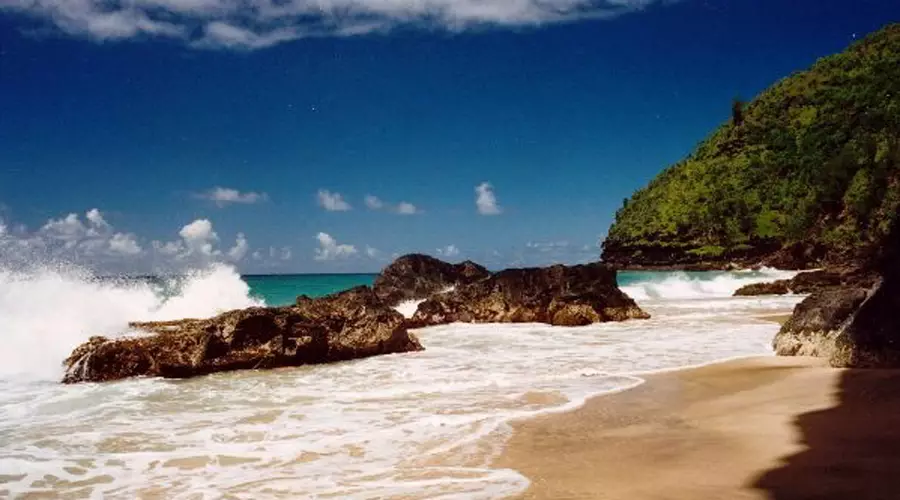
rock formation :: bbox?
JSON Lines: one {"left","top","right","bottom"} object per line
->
{"left": 409, "top": 262, "right": 649, "bottom": 327}
{"left": 63, "top": 286, "right": 423, "bottom": 383}
{"left": 373, "top": 254, "right": 490, "bottom": 306}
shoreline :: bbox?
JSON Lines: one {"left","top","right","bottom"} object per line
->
{"left": 494, "top": 356, "right": 900, "bottom": 499}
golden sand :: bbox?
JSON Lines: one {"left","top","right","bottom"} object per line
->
{"left": 496, "top": 356, "right": 900, "bottom": 500}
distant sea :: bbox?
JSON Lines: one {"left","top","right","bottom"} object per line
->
{"left": 243, "top": 273, "right": 377, "bottom": 306}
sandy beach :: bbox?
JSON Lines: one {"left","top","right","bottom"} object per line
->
{"left": 496, "top": 356, "right": 900, "bottom": 500}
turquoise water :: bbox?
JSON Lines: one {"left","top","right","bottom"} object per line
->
{"left": 244, "top": 274, "right": 377, "bottom": 306}
{"left": 244, "top": 270, "right": 784, "bottom": 307}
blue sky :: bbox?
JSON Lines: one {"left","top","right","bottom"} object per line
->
{"left": 1, "top": 0, "right": 898, "bottom": 274}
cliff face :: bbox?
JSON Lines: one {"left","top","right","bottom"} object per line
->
{"left": 602, "top": 24, "right": 900, "bottom": 270}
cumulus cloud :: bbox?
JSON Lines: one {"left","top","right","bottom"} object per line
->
{"left": 197, "top": 187, "right": 268, "bottom": 207}
{"left": 365, "top": 194, "right": 420, "bottom": 214}
{"left": 436, "top": 244, "right": 460, "bottom": 258}
{"left": 475, "top": 182, "right": 502, "bottom": 215}
{"left": 0, "top": 0, "right": 671, "bottom": 50}
{"left": 227, "top": 232, "right": 249, "bottom": 261}
{"left": 317, "top": 189, "right": 352, "bottom": 212}
{"left": 108, "top": 232, "right": 143, "bottom": 256}
{"left": 365, "top": 245, "right": 379, "bottom": 258}
{"left": 314, "top": 232, "right": 357, "bottom": 261}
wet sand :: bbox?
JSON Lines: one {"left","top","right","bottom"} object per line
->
{"left": 496, "top": 356, "right": 900, "bottom": 500}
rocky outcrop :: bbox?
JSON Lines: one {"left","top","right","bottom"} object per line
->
{"left": 831, "top": 277, "right": 900, "bottom": 367}
{"left": 373, "top": 254, "right": 491, "bottom": 306}
{"left": 734, "top": 281, "right": 791, "bottom": 297}
{"left": 63, "top": 287, "right": 423, "bottom": 383}
{"left": 409, "top": 262, "right": 649, "bottom": 327}
{"left": 773, "top": 287, "right": 871, "bottom": 358}
{"left": 733, "top": 270, "right": 871, "bottom": 297}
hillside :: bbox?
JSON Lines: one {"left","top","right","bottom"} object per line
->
{"left": 602, "top": 24, "right": 900, "bottom": 270}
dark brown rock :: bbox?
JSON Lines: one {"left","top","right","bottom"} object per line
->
{"left": 373, "top": 254, "right": 491, "bottom": 306}
{"left": 832, "top": 277, "right": 900, "bottom": 367}
{"left": 734, "top": 280, "right": 791, "bottom": 296}
{"left": 63, "top": 286, "right": 423, "bottom": 383}
{"left": 773, "top": 287, "right": 871, "bottom": 358}
{"left": 409, "top": 262, "right": 649, "bottom": 327}
{"left": 732, "top": 269, "right": 874, "bottom": 297}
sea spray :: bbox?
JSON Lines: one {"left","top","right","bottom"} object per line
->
{"left": 619, "top": 268, "right": 799, "bottom": 301}
{"left": 0, "top": 263, "right": 262, "bottom": 381}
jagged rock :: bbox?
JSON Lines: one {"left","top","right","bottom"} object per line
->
{"left": 373, "top": 254, "right": 491, "bottom": 306}
{"left": 773, "top": 287, "right": 871, "bottom": 359}
{"left": 63, "top": 286, "right": 423, "bottom": 383}
{"left": 787, "top": 270, "right": 844, "bottom": 293}
{"left": 409, "top": 263, "right": 649, "bottom": 327}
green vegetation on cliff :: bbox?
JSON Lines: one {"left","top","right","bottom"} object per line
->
{"left": 603, "top": 24, "right": 900, "bottom": 267}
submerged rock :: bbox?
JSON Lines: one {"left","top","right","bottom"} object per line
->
{"left": 63, "top": 286, "right": 423, "bottom": 384}
{"left": 372, "top": 254, "right": 490, "bottom": 306}
{"left": 409, "top": 262, "right": 649, "bottom": 327}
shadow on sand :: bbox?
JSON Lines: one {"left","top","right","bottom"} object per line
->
{"left": 752, "top": 369, "right": 900, "bottom": 499}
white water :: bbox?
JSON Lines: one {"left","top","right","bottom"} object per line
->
{"left": 0, "top": 266, "right": 803, "bottom": 498}
{"left": 0, "top": 264, "right": 262, "bottom": 381}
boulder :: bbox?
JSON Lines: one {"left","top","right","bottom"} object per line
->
{"left": 832, "top": 277, "right": 900, "bottom": 367}
{"left": 63, "top": 286, "right": 423, "bottom": 383}
{"left": 409, "top": 262, "right": 649, "bottom": 327}
{"left": 373, "top": 254, "right": 491, "bottom": 306}
{"left": 773, "top": 287, "right": 871, "bottom": 358}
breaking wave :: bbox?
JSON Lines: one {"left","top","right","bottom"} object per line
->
{"left": 0, "top": 263, "right": 262, "bottom": 381}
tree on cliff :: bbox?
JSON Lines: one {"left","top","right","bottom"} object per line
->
{"left": 603, "top": 23, "right": 900, "bottom": 268}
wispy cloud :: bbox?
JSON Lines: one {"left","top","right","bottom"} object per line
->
{"left": 365, "top": 194, "right": 421, "bottom": 215}
{"left": 475, "top": 182, "right": 502, "bottom": 215}
{"left": 435, "top": 244, "right": 460, "bottom": 258}
{"left": 314, "top": 232, "right": 358, "bottom": 261}
{"left": 197, "top": 187, "right": 267, "bottom": 207}
{"left": 317, "top": 189, "right": 352, "bottom": 212}
{"left": 0, "top": 1, "right": 673, "bottom": 50}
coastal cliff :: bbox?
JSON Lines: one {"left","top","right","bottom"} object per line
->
{"left": 602, "top": 24, "right": 900, "bottom": 271}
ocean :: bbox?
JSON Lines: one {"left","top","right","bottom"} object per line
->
{"left": 0, "top": 265, "right": 804, "bottom": 498}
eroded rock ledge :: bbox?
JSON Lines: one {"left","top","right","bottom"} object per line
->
{"left": 409, "top": 262, "right": 649, "bottom": 327}
{"left": 63, "top": 286, "right": 423, "bottom": 384}
{"left": 63, "top": 256, "right": 648, "bottom": 383}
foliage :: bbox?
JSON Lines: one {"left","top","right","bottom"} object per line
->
{"left": 605, "top": 24, "right": 900, "bottom": 263}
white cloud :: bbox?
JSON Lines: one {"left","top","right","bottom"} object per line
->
{"left": 475, "top": 182, "right": 502, "bottom": 215}
{"left": 365, "top": 195, "right": 420, "bottom": 214}
{"left": 179, "top": 219, "right": 219, "bottom": 257}
{"left": 227, "top": 232, "right": 249, "bottom": 261}
{"left": 317, "top": 189, "right": 352, "bottom": 212}
{"left": 0, "top": 208, "right": 260, "bottom": 272}
{"left": 0, "top": 0, "right": 670, "bottom": 50}
{"left": 198, "top": 187, "right": 267, "bottom": 207}
{"left": 365, "top": 245, "right": 379, "bottom": 258}
{"left": 395, "top": 202, "right": 419, "bottom": 215}
{"left": 364, "top": 195, "right": 385, "bottom": 210}
{"left": 314, "top": 232, "right": 358, "bottom": 261}
{"left": 108, "top": 232, "right": 143, "bottom": 256}
{"left": 436, "top": 244, "right": 460, "bottom": 258}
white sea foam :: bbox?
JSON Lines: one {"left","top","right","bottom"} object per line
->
{"left": 0, "top": 268, "right": 805, "bottom": 498}
{"left": 0, "top": 264, "right": 262, "bottom": 381}
{"left": 395, "top": 299, "right": 426, "bottom": 319}
{"left": 620, "top": 267, "right": 799, "bottom": 301}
